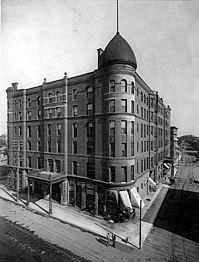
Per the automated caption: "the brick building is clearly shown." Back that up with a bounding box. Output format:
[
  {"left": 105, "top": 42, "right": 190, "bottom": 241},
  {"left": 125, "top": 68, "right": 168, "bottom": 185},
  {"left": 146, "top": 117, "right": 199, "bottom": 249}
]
[{"left": 6, "top": 32, "right": 171, "bottom": 220}]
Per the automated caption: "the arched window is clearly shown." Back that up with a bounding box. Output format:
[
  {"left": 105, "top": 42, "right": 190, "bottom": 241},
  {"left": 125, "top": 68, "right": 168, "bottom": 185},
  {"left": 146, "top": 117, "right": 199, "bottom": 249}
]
[
  {"left": 109, "top": 80, "right": 115, "bottom": 92},
  {"left": 141, "top": 92, "right": 143, "bottom": 102},
  {"left": 37, "top": 96, "right": 41, "bottom": 105},
  {"left": 72, "top": 89, "right": 77, "bottom": 101},
  {"left": 121, "top": 79, "right": 127, "bottom": 92},
  {"left": 56, "top": 91, "right": 61, "bottom": 102},
  {"left": 87, "top": 87, "right": 93, "bottom": 98}
]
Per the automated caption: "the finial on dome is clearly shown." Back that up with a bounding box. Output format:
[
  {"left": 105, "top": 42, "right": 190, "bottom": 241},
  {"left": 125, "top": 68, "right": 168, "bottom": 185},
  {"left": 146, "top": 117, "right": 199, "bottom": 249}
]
[
  {"left": 43, "top": 78, "right": 47, "bottom": 84},
  {"left": 64, "top": 72, "right": 68, "bottom": 78},
  {"left": 116, "top": 0, "right": 119, "bottom": 34}
]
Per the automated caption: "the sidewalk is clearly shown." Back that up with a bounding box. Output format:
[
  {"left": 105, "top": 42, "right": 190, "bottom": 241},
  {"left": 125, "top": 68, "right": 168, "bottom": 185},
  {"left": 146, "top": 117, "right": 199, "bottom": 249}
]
[{"left": 0, "top": 182, "right": 170, "bottom": 249}]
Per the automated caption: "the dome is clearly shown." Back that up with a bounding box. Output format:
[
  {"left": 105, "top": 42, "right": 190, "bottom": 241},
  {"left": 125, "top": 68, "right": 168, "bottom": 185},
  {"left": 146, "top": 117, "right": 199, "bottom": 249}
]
[{"left": 99, "top": 33, "right": 137, "bottom": 69}]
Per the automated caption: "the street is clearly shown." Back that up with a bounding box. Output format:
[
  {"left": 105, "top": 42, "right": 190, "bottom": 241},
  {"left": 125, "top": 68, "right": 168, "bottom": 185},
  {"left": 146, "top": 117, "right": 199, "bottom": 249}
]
[{"left": 0, "top": 152, "right": 198, "bottom": 261}]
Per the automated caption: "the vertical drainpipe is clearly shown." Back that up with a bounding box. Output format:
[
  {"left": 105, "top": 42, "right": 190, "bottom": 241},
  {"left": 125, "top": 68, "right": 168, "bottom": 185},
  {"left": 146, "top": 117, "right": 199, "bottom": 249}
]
[{"left": 63, "top": 72, "right": 68, "bottom": 205}]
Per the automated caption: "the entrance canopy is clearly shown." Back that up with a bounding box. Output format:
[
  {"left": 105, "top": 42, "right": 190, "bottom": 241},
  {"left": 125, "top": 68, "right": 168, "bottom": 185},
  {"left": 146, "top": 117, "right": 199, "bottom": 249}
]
[{"left": 27, "top": 171, "right": 67, "bottom": 184}]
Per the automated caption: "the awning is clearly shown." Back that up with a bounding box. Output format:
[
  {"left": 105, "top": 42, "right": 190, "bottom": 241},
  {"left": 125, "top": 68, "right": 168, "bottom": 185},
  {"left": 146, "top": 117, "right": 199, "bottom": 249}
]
[
  {"left": 107, "top": 190, "right": 118, "bottom": 203},
  {"left": 149, "top": 177, "right": 156, "bottom": 186},
  {"left": 130, "top": 187, "right": 145, "bottom": 208},
  {"left": 164, "top": 163, "right": 170, "bottom": 169},
  {"left": 119, "top": 190, "right": 132, "bottom": 209}
]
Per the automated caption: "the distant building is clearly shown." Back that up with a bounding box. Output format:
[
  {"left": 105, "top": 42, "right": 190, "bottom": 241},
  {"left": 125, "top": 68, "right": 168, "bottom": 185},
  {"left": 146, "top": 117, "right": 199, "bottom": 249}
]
[
  {"left": 170, "top": 126, "right": 179, "bottom": 160},
  {"left": 6, "top": 32, "right": 171, "bottom": 219}
]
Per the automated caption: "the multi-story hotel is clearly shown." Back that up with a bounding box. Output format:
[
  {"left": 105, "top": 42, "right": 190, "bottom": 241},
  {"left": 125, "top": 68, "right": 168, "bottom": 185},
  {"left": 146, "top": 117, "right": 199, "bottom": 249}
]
[{"left": 6, "top": 32, "right": 171, "bottom": 221}]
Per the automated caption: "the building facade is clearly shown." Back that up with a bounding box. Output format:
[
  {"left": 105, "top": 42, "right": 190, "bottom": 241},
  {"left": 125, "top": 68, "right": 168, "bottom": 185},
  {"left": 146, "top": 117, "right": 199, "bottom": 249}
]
[{"left": 6, "top": 33, "right": 171, "bottom": 219}]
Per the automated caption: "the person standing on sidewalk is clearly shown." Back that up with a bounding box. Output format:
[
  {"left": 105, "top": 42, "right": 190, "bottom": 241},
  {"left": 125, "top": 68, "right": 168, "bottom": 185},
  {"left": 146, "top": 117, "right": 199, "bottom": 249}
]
[
  {"left": 106, "top": 233, "right": 110, "bottom": 247},
  {"left": 112, "top": 234, "right": 116, "bottom": 248}
]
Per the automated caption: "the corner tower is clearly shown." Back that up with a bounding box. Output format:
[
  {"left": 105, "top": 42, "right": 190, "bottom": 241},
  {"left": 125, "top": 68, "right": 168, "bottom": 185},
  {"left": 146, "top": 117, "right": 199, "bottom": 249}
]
[{"left": 95, "top": 33, "right": 137, "bottom": 184}]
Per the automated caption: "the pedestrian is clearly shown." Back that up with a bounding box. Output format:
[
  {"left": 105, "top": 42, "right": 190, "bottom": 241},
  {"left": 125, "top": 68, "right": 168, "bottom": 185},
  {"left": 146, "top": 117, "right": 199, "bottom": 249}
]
[
  {"left": 106, "top": 233, "right": 110, "bottom": 247},
  {"left": 112, "top": 234, "right": 116, "bottom": 248}
]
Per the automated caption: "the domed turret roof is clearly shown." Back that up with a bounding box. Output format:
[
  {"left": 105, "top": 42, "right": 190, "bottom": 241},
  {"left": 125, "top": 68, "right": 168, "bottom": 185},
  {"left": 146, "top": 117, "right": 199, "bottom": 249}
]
[{"left": 99, "top": 33, "right": 137, "bottom": 69}]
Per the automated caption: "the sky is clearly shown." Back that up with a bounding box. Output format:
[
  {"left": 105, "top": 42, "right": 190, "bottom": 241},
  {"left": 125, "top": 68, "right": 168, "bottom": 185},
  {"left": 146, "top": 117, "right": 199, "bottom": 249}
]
[{"left": 1, "top": 0, "right": 199, "bottom": 137}]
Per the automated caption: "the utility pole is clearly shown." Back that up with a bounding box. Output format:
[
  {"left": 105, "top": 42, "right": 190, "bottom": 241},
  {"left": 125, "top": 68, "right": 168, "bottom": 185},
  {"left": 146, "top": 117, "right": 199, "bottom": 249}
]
[{"left": 139, "top": 199, "right": 142, "bottom": 249}]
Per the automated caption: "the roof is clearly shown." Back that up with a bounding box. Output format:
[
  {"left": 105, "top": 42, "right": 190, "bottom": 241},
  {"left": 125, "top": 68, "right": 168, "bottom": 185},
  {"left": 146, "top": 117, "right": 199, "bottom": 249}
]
[{"left": 99, "top": 33, "right": 137, "bottom": 69}]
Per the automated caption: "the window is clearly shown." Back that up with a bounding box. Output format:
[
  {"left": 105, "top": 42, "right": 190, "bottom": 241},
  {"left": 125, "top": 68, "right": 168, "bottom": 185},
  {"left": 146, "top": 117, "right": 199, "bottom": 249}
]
[
  {"left": 27, "top": 98, "right": 31, "bottom": 107},
  {"left": 109, "top": 80, "right": 115, "bottom": 92},
  {"left": 27, "top": 141, "right": 31, "bottom": 150},
  {"left": 27, "top": 111, "right": 31, "bottom": 120},
  {"left": 73, "top": 89, "right": 77, "bottom": 101},
  {"left": 141, "top": 92, "right": 143, "bottom": 101},
  {"left": 131, "top": 82, "right": 134, "bottom": 94},
  {"left": 137, "top": 123, "right": 139, "bottom": 132},
  {"left": 121, "top": 120, "right": 127, "bottom": 134},
  {"left": 144, "top": 108, "right": 146, "bottom": 119},
  {"left": 144, "top": 124, "right": 146, "bottom": 137},
  {"left": 131, "top": 141, "right": 134, "bottom": 156},
  {"left": 141, "top": 107, "right": 143, "bottom": 118},
  {"left": 48, "top": 141, "right": 51, "bottom": 152},
  {"left": 131, "top": 165, "right": 134, "bottom": 180},
  {"left": 87, "top": 122, "right": 93, "bottom": 137},
  {"left": 48, "top": 159, "right": 54, "bottom": 172},
  {"left": 19, "top": 112, "right": 22, "bottom": 121},
  {"left": 37, "top": 125, "right": 41, "bottom": 137},
  {"left": 121, "top": 166, "right": 127, "bottom": 182},
  {"left": 141, "top": 124, "right": 143, "bottom": 138},
  {"left": 19, "top": 99, "right": 22, "bottom": 108},
  {"left": 151, "top": 141, "right": 153, "bottom": 151},
  {"left": 37, "top": 96, "right": 41, "bottom": 106},
  {"left": 56, "top": 107, "right": 61, "bottom": 117},
  {"left": 131, "top": 121, "right": 134, "bottom": 135},
  {"left": 27, "top": 157, "right": 31, "bottom": 168},
  {"left": 110, "top": 166, "right": 115, "bottom": 183},
  {"left": 87, "top": 104, "right": 93, "bottom": 115},
  {"left": 109, "top": 100, "right": 115, "bottom": 113},
  {"left": 137, "top": 105, "right": 139, "bottom": 114},
  {"left": 121, "top": 143, "right": 127, "bottom": 157},
  {"left": 14, "top": 126, "right": 17, "bottom": 133},
  {"left": 72, "top": 161, "right": 77, "bottom": 175},
  {"left": 18, "top": 126, "right": 22, "bottom": 136},
  {"left": 131, "top": 101, "right": 134, "bottom": 113},
  {"left": 121, "top": 99, "right": 127, "bottom": 113},
  {"left": 110, "top": 143, "right": 115, "bottom": 157},
  {"left": 87, "top": 162, "right": 94, "bottom": 179},
  {"left": 37, "top": 157, "right": 41, "bottom": 169},
  {"left": 137, "top": 162, "right": 139, "bottom": 173},
  {"left": 56, "top": 91, "right": 61, "bottom": 102},
  {"left": 37, "top": 141, "right": 41, "bottom": 151},
  {"left": 87, "top": 87, "right": 92, "bottom": 98},
  {"left": 14, "top": 100, "right": 17, "bottom": 107},
  {"left": 57, "top": 124, "right": 61, "bottom": 136},
  {"left": 87, "top": 141, "right": 93, "bottom": 154},
  {"left": 49, "top": 108, "right": 52, "bottom": 118},
  {"left": 27, "top": 126, "right": 31, "bottom": 137},
  {"left": 141, "top": 141, "right": 143, "bottom": 153},
  {"left": 121, "top": 80, "right": 127, "bottom": 92},
  {"left": 55, "top": 160, "right": 61, "bottom": 173},
  {"left": 73, "top": 141, "right": 77, "bottom": 154},
  {"left": 141, "top": 160, "right": 143, "bottom": 172},
  {"left": 137, "top": 141, "right": 139, "bottom": 152},
  {"left": 49, "top": 93, "right": 53, "bottom": 103},
  {"left": 144, "top": 94, "right": 146, "bottom": 104},
  {"left": 73, "top": 105, "right": 77, "bottom": 116},
  {"left": 57, "top": 141, "right": 61, "bottom": 153},
  {"left": 47, "top": 124, "right": 51, "bottom": 136},
  {"left": 38, "top": 110, "right": 41, "bottom": 119},
  {"left": 109, "top": 121, "right": 115, "bottom": 135}
]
